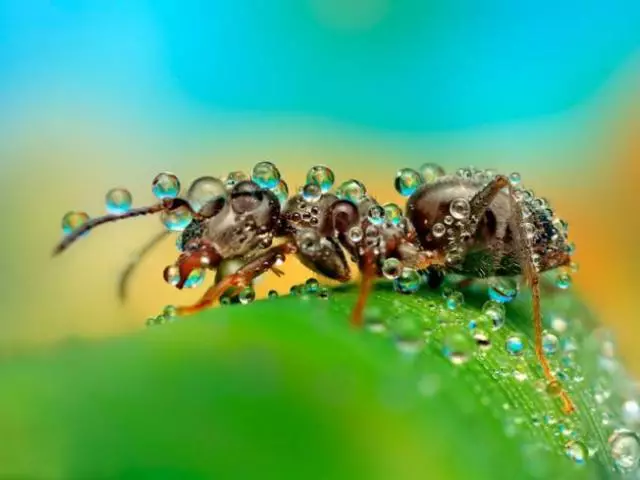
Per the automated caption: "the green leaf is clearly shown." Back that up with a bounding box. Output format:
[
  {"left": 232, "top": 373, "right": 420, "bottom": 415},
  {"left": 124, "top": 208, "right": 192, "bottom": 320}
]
[{"left": 0, "top": 278, "right": 635, "bottom": 479}]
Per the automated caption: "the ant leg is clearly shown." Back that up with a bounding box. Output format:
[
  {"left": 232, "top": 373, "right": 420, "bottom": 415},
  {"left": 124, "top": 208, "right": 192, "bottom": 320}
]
[
  {"left": 118, "top": 230, "right": 171, "bottom": 302},
  {"left": 175, "top": 242, "right": 297, "bottom": 316},
  {"left": 53, "top": 198, "right": 200, "bottom": 256},
  {"left": 465, "top": 176, "right": 575, "bottom": 414},
  {"left": 351, "top": 250, "right": 377, "bottom": 327}
]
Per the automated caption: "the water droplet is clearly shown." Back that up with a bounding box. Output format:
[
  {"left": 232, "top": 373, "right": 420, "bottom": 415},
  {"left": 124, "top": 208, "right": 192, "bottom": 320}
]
[
  {"left": 105, "top": 188, "right": 132, "bottom": 214},
  {"left": 224, "top": 171, "right": 249, "bottom": 189},
  {"left": 542, "top": 332, "right": 559, "bottom": 356},
  {"left": 152, "top": 172, "right": 181, "bottom": 199},
  {"left": 186, "top": 176, "right": 226, "bottom": 213},
  {"left": 488, "top": 277, "right": 519, "bottom": 303},
  {"left": 251, "top": 161, "right": 281, "bottom": 189},
  {"left": 382, "top": 203, "right": 402, "bottom": 225},
  {"left": 336, "top": 179, "right": 367, "bottom": 204},
  {"left": 183, "top": 268, "right": 205, "bottom": 289},
  {"left": 238, "top": 286, "right": 256, "bottom": 305},
  {"left": 318, "top": 287, "right": 330, "bottom": 299},
  {"left": 305, "top": 278, "right": 319, "bottom": 294},
  {"left": 348, "top": 226, "right": 363, "bottom": 243},
  {"left": 609, "top": 429, "right": 640, "bottom": 472},
  {"left": 367, "top": 205, "right": 385, "bottom": 225},
  {"left": 393, "top": 268, "right": 422, "bottom": 294},
  {"left": 161, "top": 205, "right": 193, "bottom": 231},
  {"left": 431, "top": 223, "right": 446, "bottom": 238},
  {"left": 394, "top": 168, "right": 424, "bottom": 196},
  {"left": 364, "top": 306, "right": 385, "bottom": 332},
  {"left": 382, "top": 258, "right": 402, "bottom": 280},
  {"left": 61, "top": 211, "right": 90, "bottom": 235},
  {"left": 546, "top": 380, "right": 563, "bottom": 398},
  {"left": 306, "top": 165, "right": 335, "bottom": 193},
  {"left": 509, "top": 172, "right": 521, "bottom": 186},
  {"left": 506, "top": 335, "right": 525, "bottom": 356},
  {"left": 565, "top": 441, "right": 588, "bottom": 465},
  {"left": 556, "top": 272, "right": 572, "bottom": 290},
  {"left": 145, "top": 315, "right": 165, "bottom": 327},
  {"left": 163, "top": 265, "right": 180, "bottom": 286},
  {"left": 449, "top": 198, "right": 471, "bottom": 220},
  {"left": 482, "top": 301, "right": 506, "bottom": 330},
  {"left": 473, "top": 330, "right": 492, "bottom": 350},
  {"left": 271, "top": 180, "right": 289, "bottom": 205},
  {"left": 391, "top": 316, "right": 424, "bottom": 354},
  {"left": 419, "top": 163, "right": 445, "bottom": 183},
  {"left": 443, "top": 332, "right": 473, "bottom": 365},
  {"left": 445, "top": 290, "right": 464, "bottom": 310},
  {"left": 163, "top": 305, "right": 177, "bottom": 319},
  {"left": 302, "top": 183, "right": 322, "bottom": 202},
  {"left": 268, "top": 290, "right": 279, "bottom": 299},
  {"left": 623, "top": 400, "right": 640, "bottom": 428},
  {"left": 289, "top": 284, "right": 302, "bottom": 296},
  {"left": 513, "top": 369, "right": 528, "bottom": 382}
]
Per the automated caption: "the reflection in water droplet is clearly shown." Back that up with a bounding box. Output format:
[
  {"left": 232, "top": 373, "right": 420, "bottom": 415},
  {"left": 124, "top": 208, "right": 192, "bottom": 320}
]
[
  {"left": 163, "top": 265, "right": 181, "bottom": 286},
  {"left": 105, "top": 188, "right": 133, "bottom": 214},
  {"left": 306, "top": 165, "right": 335, "bottom": 193},
  {"left": 161, "top": 205, "right": 193, "bottom": 232},
  {"left": 449, "top": 198, "right": 471, "bottom": 220},
  {"left": 251, "top": 161, "right": 281, "bottom": 189},
  {"left": 382, "top": 203, "right": 402, "bottom": 225},
  {"left": 609, "top": 429, "right": 640, "bottom": 472},
  {"left": 443, "top": 332, "right": 473, "bottom": 365},
  {"left": 305, "top": 278, "right": 319, "bottom": 294},
  {"left": 302, "top": 183, "right": 322, "bottom": 202},
  {"left": 505, "top": 335, "right": 525, "bottom": 356},
  {"left": 488, "top": 277, "right": 519, "bottom": 303},
  {"left": 224, "top": 171, "right": 249, "bottom": 189},
  {"left": 336, "top": 179, "right": 367, "bottom": 204},
  {"left": 555, "top": 272, "right": 572, "bottom": 290},
  {"left": 394, "top": 168, "right": 424, "bottom": 196},
  {"left": 239, "top": 286, "right": 256, "bottom": 305},
  {"left": 565, "top": 441, "right": 588, "bottom": 465},
  {"left": 187, "top": 176, "right": 226, "bottom": 213},
  {"left": 61, "top": 211, "right": 90, "bottom": 235},
  {"left": 152, "top": 172, "right": 181, "bottom": 199},
  {"left": 445, "top": 290, "right": 464, "bottom": 310},
  {"left": 367, "top": 205, "right": 385, "bottom": 225},
  {"left": 382, "top": 258, "right": 402, "bottom": 280},
  {"left": 393, "top": 268, "right": 422, "bottom": 294},
  {"left": 183, "top": 268, "right": 205, "bottom": 289},
  {"left": 542, "top": 332, "right": 559, "bottom": 356},
  {"left": 270, "top": 180, "right": 289, "bottom": 206},
  {"left": 268, "top": 289, "right": 279, "bottom": 299},
  {"left": 482, "top": 301, "right": 506, "bottom": 330}
]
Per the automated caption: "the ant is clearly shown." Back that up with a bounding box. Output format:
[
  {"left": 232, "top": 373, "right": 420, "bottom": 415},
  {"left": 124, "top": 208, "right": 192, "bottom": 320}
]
[{"left": 52, "top": 163, "right": 576, "bottom": 414}]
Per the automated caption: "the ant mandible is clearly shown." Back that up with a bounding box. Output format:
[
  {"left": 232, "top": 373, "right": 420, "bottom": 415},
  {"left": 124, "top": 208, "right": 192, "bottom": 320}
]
[{"left": 52, "top": 162, "right": 576, "bottom": 414}]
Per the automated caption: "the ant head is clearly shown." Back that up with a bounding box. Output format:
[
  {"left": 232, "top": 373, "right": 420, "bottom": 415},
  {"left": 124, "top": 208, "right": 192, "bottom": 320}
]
[{"left": 294, "top": 228, "right": 351, "bottom": 281}]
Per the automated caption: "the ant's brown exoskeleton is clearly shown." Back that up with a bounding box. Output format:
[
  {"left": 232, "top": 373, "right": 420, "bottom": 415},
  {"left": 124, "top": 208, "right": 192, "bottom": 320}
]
[{"left": 52, "top": 162, "right": 576, "bottom": 414}]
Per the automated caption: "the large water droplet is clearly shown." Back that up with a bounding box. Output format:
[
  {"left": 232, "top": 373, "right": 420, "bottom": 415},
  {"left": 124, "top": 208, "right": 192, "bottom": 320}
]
[
  {"left": 382, "top": 258, "right": 402, "bottom": 280},
  {"left": 443, "top": 332, "right": 473, "bottom": 365},
  {"left": 187, "top": 176, "right": 226, "bottom": 213},
  {"left": 482, "top": 300, "right": 506, "bottom": 330},
  {"left": 393, "top": 268, "right": 422, "bottom": 294},
  {"left": 609, "top": 429, "right": 640, "bottom": 472},
  {"left": 336, "top": 179, "right": 367, "bottom": 204},
  {"left": 555, "top": 272, "right": 572, "bottom": 290},
  {"left": 239, "top": 286, "right": 256, "bottom": 305},
  {"left": 161, "top": 205, "right": 193, "bottom": 231},
  {"left": 382, "top": 203, "right": 402, "bottom": 225},
  {"left": 367, "top": 205, "right": 385, "bottom": 225},
  {"left": 419, "top": 163, "right": 445, "bottom": 184},
  {"left": 506, "top": 335, "right": 525, "bottom": 356},
  {"left": 271, "top": 180, "right": 289, "bottom": 206},
  {"left": 152, "top": 172, "right": 181, "bottom": 199},
  {"left": 449, "top": 198, "right": 471, "bottom": 220},
  {"left": 61, "top": 211, "right": 90, "bottom": 235},
  {"left": 105, "top": 188, "right": 132, "bottom": 214},
  {"left": 488, "top": 277, "right": 519, "bottom": 303},
  {"left": 565, "top": 441, "right": 588, "bottom": 465},
  {"left": 302, "top": 183, "right": 322, "bottom": 202},
  {"left": 306, "top": 165, "right": 335, "bottom": 193},
  {"left": 251, "top": 161, "right": 281, "bottom": 189},
  {"left": 163, "top": 265, "right": 180, "bottom": 286},
  {"left": 394, "top": 168, "right": 424, "bottom": 196}
]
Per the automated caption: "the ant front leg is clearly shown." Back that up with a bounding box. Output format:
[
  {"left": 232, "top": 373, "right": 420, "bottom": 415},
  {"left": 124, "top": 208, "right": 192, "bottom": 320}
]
[
  {"left": 175, "top": 242, "right": 297, "bottom": 316},
  {"left": 118, "top": 230, "right": 171, "bottom": 302}
]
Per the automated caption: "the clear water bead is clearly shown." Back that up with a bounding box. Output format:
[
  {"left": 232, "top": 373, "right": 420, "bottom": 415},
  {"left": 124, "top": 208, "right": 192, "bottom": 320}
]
[
  {"left": 565, "top": 441, "right": 588, "bottom": 465},
  {"left": 348, "top": 226, "right": 363, "bottom": 243},
  {"left": 445, "top": 290, "right": 464, "bottom": 310},
  {"left": 506, "top": 335, "right": 525, "bottom": 356},
  {"left": 152, "top": 172, "right": 181, "bottom": 199},
  {"left": 382, "top": 203, "right": 402, "bottom": 225},
  {"left": 161, "top": 205, "right": 193, "bottom": 231},
  {"left": 482, "top": 301, "right": 506, "bottom": 330},
  {"left": 382, "top": 258, "right": 402, "bottom": 280},
  {"left": 305, "top": 278, "right": 320, "bottom": 294},
  {"left": 251, "top": 161, "right": 281, "bottom": 189},
  {"left": 542, "top": 332, "right": 559, "bottom": 356},
  {"left": 336, "top": 179, "right": 367, "bottom": 204},
  {"left": 443, "top": 332, "right": 473, "bottom": 365},
  {"left": 302, "top": 183, "right": 322, "bottom": 202},
  {"left": 449, "top": 198, "right": 471, "bottom": 220},
  {"left": 609, "top": 429, "right": 640, "bottom": 472},
  {"left": 163, "top": 265, "right": 181, "bottom": 286},
  {"left": 239, "top": 287, "right": 256, "bottom": 305},
  {"left": 187, "top": 176, "right": 226, "bottom": 213},
  {"left": 556, "top": 272, "right": 572, "bottom": 290},
  {"left": 183, "top": 268, "right": 205, "bottom": 289},
  {"left": 268, "top": 290, "right": 279, "bottom": 299},
  {"left": 105, "top": 188, "right": 132, "bottom": 214},
  {"left": 394, "top": 168, "right": 424, "bottom": 196},
  {"left": 271, "top": 180, "right": 289, "bottom": 206},
  {"left": 393, "top": 268, "right": 422, "bottom": 294},
  {"left": 419, "top": 163, "right": 445, "bottom": 183},
  {"left": 392, "top": 316, "right": 424, "bottom": 355},
  {"left": 488, "top": 277, "right": 519, "bottom": 303},
  {"left": 61, "top": 211, "right": 90, "bottom": 235},
  {"left": 224, "top": 171, "right": 249, "bottom": 189},
  {"left": 509, "top": 172, "right": 522, "bottom": 186},
  {"left": 306, "top": 165, "right": 335, "bottom": 193},
  {"left": 367, "top": 205, "right": 385, "bottom": 225}
]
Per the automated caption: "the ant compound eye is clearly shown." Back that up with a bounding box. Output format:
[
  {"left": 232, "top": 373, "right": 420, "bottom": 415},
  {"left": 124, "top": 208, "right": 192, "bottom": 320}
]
[{"left": 230, "top": 181, "right": 264, "bottom": 214}]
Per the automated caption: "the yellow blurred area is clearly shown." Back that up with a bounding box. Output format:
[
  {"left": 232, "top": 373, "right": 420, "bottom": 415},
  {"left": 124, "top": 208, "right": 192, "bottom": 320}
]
[{"left": 1, "top": 62, "right": 638, "bottom": 378}]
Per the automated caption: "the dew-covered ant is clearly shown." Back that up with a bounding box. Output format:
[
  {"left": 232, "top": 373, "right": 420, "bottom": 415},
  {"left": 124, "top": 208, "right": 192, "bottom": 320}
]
[{"left": 53, "top": 162, "right": 576, "bottom": 414}]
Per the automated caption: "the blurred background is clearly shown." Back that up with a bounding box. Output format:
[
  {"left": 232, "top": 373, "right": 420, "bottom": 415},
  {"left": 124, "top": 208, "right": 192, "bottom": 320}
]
[{"left": 0, "top": 1, "right": 638, "bottom": 373}]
